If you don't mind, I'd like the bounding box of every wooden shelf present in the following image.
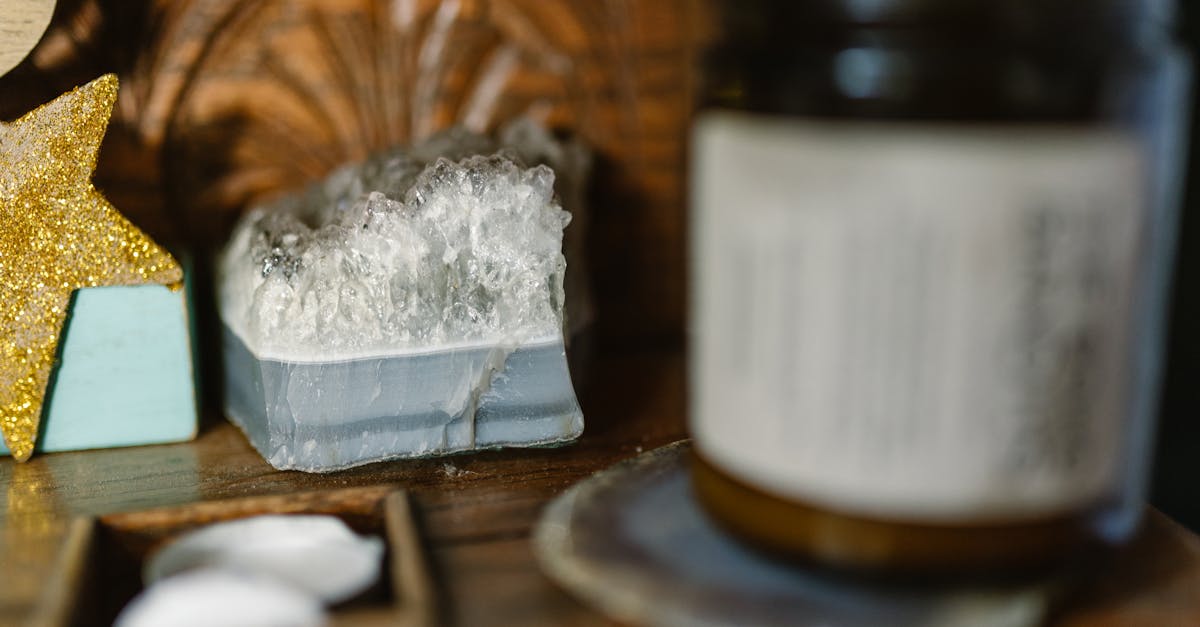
[2,347,1200,626]
[0,347,683,625]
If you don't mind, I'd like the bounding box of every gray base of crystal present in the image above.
[222,325,584,472]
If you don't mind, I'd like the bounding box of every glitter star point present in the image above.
[0,74,182,461]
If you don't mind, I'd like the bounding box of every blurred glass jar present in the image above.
[688,0,1191,573]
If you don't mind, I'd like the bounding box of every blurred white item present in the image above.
[144,514,384,604]
[116,569,326,627]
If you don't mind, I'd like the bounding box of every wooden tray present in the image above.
[36,485,437,627]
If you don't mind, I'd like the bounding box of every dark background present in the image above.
[1152,1,1200,531]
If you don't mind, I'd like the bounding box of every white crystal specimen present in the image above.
[116,569,327,627]
[221,154,568,359]
[144,515,384,604]
[218,126,585,471]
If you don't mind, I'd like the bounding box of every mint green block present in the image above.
[0,284,197,455]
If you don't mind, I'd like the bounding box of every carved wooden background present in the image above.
[0,0,705,342]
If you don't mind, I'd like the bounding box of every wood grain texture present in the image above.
[2,348,1200,626]
[385,491,440,627]
[0,0,55,77]
[0,0,705,342]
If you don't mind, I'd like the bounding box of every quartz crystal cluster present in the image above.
[218,123,585,471]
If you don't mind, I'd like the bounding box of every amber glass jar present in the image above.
[688,0,1191,573]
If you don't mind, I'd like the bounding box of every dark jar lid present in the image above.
[723,0,1176,38]
[701,0,1183,121]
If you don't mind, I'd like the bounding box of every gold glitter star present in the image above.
[0,74,182,462]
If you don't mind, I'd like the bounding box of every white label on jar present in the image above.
[690,112,1146,522]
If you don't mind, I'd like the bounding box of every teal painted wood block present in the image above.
[0,284,197,456]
